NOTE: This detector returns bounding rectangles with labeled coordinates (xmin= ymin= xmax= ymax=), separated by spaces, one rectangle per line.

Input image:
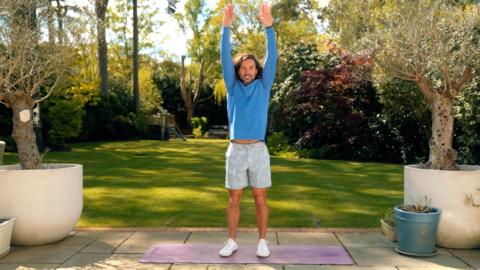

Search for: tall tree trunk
xmin=180 ymin=55 xmax=193 ymax=122
xmin=179 ymin=58 xmax=212 ymax=123
xmin=95 ymin=0 xmax=109 ymax=96
xmin=55 ymin=0 xmax=66 ymax=44
xmin=132 ymin=0 xmax=139 ymax=114
xmin=47 ymin=0 xmax=55 ymax=45
xmin=8 ymin=92 xmax=43 ymax=169
xmin=191 ymin=59 xmax=205 ymax=116
xmin=426 ymin=94 xmax=457 ymax=170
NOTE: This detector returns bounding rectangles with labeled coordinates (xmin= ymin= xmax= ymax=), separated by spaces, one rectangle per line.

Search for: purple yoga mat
xmin=140 ymin=244 xmax=354 ymax=264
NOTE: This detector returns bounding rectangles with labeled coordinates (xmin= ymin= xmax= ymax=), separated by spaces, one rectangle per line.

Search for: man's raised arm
xmin=259 ymin=2 xmax=277 ymax=90
xmin=221 ymin=4 xmax=236 ymax=90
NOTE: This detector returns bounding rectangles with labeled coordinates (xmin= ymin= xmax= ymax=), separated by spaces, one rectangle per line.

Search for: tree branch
xmin=192 ymin=59 xmax=205 ymax=105
xmin=454 ymin=65 xmax=473 ymax=93
xmin=441 ymin=63 xmax=453 ymax=97
xmin=415 ymin=75 xmax=436 ymax=103
xmin=34 ymin=72 xmax=63 ymax=104
xmin=198 ymin=93 xmax=214 ymax=103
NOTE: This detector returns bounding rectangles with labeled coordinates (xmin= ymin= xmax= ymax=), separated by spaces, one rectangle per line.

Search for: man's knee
xmin=253 ymin=193 xmax=267 ymax=207
xmin=229 ymin=193 xmax=243 ymax=207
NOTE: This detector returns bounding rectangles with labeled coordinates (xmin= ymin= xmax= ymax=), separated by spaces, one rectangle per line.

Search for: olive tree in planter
xmin=0 ymin=0 xmax=83 ymax=245
xmin=324 ymin=1 xmax=480 ymax=248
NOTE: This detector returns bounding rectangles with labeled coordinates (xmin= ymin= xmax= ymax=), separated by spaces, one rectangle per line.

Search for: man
xmin=218 ymin=2 xmax=277 ymax=258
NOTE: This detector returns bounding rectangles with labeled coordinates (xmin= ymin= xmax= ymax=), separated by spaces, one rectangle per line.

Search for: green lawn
xmin=4 ymin=139 xmax=404 ymax=228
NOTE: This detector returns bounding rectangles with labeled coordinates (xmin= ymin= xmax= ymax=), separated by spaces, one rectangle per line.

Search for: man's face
xmin=239 ymin=58 xmax=258 ymax=84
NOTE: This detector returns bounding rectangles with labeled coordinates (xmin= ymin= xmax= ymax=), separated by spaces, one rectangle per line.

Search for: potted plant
xmin=0 ymin=217 xmax=15 ymax=257
xmin=324 ymin=1 xmax=480 ymax=248
xmin=386 ymin=3 xmax=480 ymax=249
xmin=0 ymin=1 xmax=83 ymax=245
xmin=394 ymin=197 xmax=441 ymax=257
xmin=380 ymin=207 xmax=396 ymax=242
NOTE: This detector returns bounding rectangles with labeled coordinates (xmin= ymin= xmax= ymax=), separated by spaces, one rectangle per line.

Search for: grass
xmin=3 ymin=139 xmax=404 ymax=228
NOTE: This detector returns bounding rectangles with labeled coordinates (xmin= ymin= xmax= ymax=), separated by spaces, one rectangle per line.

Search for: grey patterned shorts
xmin=225 ymin=141 xmax=271 ymax=189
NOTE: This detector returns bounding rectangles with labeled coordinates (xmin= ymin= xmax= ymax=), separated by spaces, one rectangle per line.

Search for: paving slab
xmin=170 ymin=263 xmax=209 ymax=270
xmin=208 ymin=264 xmax=283 ymax=270
xmin=187 ymin=232 xmax=277 ymax=245
xmin=344 ymin=246 xmax=470 ymax=268
xmin=244 ymin=265 xmax=284 ymax=270
xmin=80 ymin=232 xmax=132 ymax=254
xmin=0 ymin=264 xmax=59 ymax=270
xmin=60 ymin=232 xmax=102 ymax=246
xmin=277 ymin=232 xmax=340 ymax=245
xmin=57 ymin=254 xmax=170 ymax=269
xmin=398 ymin=266 xmax=474 ymax=270
xmin=336 ymin=233 xmax=395 ymax=249
xmin=114 ymin=231 xmax=189 ymax=254
xmin=447 ymin=248 xmax=480 ymax=269
xmin=285 ymin=266 xmax=396 ymax=270
xmin=337 ymin=232 xmax=471 ymax=268
xmin=0 ymin=243 xmax=85 ymax=264
xmin=207 ymin=264 xmax=247 ymax=270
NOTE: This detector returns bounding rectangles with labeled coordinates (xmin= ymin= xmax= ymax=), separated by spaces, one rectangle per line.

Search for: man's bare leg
xmin=252 ymin=187 xmax=268 ymax=239
xmin=227 ymin=188 xmax=243 ymax=240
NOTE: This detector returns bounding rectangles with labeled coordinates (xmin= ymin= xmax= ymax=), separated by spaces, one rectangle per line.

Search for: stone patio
xmin=0 ymin=229 xmax=478 ymax=270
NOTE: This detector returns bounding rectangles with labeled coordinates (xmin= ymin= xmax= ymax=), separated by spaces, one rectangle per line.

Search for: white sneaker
xmin=256 ymin=239 xmax=270 ymax=257
xmin=219 ymin=238 xmax=238 ymax=257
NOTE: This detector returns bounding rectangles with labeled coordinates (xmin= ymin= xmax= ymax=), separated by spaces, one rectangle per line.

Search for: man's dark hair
xmin=234 ymin=54 xmax=263 ymax=80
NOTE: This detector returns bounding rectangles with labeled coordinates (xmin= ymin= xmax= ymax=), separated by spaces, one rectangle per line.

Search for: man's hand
xmin=258 ymin=2 xmax=273 ymax=28
xmin=223 ymin=4 xmax=234 ymax=27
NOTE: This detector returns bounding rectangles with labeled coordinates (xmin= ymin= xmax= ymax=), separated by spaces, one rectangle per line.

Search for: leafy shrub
xmin=455 ymin=76 xmax=480 ymax=164
xmin=266 ymin=132 xmax=291 ymax=155
xmin=190 ymin=116 xmax=208 ymax=138
xmin=376 ymin=78 xmax=430 ymax=163
xmin=80 ymin=76 xmax=140 ymax=140
xmin=44 ymin=98 xmax=83 ymax=150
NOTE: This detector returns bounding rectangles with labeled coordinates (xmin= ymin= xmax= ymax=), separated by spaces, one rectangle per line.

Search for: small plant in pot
xmin=395 ymin=196 xmax=441 ymax=257
xmin=0 ymin=217 xmax=15 ymax=258
xmin=380 ymin=207 xmax=396 ymax=242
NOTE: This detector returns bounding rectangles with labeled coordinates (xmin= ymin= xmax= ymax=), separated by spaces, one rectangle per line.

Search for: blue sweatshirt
xmin=221 ymin=26 xmax=278 ymax=141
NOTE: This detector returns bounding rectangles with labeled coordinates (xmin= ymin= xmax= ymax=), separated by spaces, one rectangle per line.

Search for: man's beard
xmin=243 ymin=75 xmax=253 ymax=81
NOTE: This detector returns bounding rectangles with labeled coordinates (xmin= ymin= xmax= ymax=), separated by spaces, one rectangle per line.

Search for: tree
xmin=132 ymin=0 xmax=139 ymax=114
xmin=95 ymin=0 xmax=108 ymax=96
xmin=175 ymin=0 xmax=215 ymax=122
xmin=47 ymin=0 xmax=55 ymax=44
xmin=108 ymin=0 xmax=168 ymax=73
xmin=270 ymin=41 xmax=335 ymax=136
xmin=454 ymin=76 xmax=480 ymax=164
xmin=107 ymin=0 xmax=168 ymax=113
xmin=324 ymin=0 xmax=480 ymax=170
xmin=0 ymin=0 xmax=73 ymax=169
xmin=54 ymin=0 xmax=68 ymax=44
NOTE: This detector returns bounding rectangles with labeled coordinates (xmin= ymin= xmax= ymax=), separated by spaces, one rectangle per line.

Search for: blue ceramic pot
xmin=394 ymin=205 xmax=441 ymax=257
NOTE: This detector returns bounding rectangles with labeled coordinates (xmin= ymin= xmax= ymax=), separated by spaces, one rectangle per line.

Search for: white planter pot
xmin=0 ymin=164 xmax=83 ymax=246
xmin=0 ymin=217 xmax=15 ymax=257
xmin=404 ymin=165 xmax=480 ymax=248
xmin=380 ymin=218 xmax=397 ymax=242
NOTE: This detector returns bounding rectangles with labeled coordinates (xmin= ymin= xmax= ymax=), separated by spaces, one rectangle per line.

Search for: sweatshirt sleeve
xmin=220 ymin=27 xmax=236 ymax=91
xmin=261 ymin=27 xmax=278 ymax=91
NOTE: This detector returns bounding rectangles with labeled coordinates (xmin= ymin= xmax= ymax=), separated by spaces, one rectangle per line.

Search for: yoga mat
xmin=140 ymin=244 xmax=354 ymax=264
